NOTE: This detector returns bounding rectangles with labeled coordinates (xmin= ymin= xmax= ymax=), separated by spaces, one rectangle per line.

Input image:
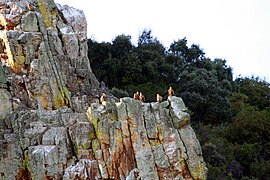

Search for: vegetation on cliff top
xmin=88 ymin=29 xmax=270 ymax=179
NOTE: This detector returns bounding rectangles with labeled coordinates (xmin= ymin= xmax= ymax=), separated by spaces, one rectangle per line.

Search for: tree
xmin=133 ymin=29 xmax=167 ymax=100
xmin=234 ymin=77 xmax=270 ymax=110
xmin=111 ymin=34 xmax=133 ymax=59
xmin=169 ymin=38 xmax=205 ymax=64
xmin=212 ymin=59 xmax=233 ymax=82
xmin=87 ymin=39 xmax=112 ymax=84
xmin=227 ymin=105 xmax=270 ymax=145
xmin=176 ymin=68 xmax=232 ymax=124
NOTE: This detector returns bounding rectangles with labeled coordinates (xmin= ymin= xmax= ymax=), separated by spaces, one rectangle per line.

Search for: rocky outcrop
xmin=87 ymin=96 xmax=207 ymax=179
xmin=0 ymin=97 xmax=207 ymax=179
xmin=0 ymin=0 xmax=100 ymax=115
xmin=0 ymin=109 xmax=93 ymax=179
xmin=0 ymin=0 xmax=207 ymax=179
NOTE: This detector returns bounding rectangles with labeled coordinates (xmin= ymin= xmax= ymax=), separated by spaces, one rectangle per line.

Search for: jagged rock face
xmin=0 ymin=0 xmax=207 ymax=179
xmin=0 ymin=0 xmax=99 ymax=115
xmin=0 ymin=109 xmax=94 ymax=179
xmin=87 ymin=97 xmax=207 ymax=179
xmin=0 ymin=97 xmax=207 ymax=179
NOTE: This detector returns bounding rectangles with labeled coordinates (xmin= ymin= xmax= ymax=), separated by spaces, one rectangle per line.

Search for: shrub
xmin=110 ymin=87 xmax=129 ymax=98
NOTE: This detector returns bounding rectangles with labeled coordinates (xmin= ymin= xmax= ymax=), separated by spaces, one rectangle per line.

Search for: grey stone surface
xmin=63 ymin=159 xmax=101 ymax=180
xmin=0 ymin=89 xmax=12 ymax=119
xmin=21 ymin=11 xmax=39 ymax=32
xmin=87 ymin=97 xmax=207 ymax=179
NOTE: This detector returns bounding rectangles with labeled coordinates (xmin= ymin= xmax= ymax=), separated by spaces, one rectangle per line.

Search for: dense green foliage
xmin=88 ymin=30 xmax=270 ymax=179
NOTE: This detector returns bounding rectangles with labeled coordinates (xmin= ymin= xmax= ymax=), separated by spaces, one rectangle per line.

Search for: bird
xmin=157 ymin=94 xmax=163 ymax=103
xmin=139 ymin=92 xmax=145 ymax=102
xmin=100 ymin=93 xmax=107 ymax=104
xmin=133 ymin=91 xmax=139 ymax=100
xmin=168 ymin=86 xmax=174 ymax=97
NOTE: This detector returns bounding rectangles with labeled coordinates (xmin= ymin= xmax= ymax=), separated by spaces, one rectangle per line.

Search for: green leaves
xmin=227 ymin=105 xmax=270 ymax=145
xmin=234 ymin=77 xmax=270 ymax=110
xmin=176 ymin=68 xmax=232 ymax=124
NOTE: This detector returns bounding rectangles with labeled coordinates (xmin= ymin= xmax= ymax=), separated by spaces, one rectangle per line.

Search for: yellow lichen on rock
xmin=61 ymin=86 xmax=71 ymax=107
xmin=14 ymin=55 xmax=26 ymax=73
xmin=191 ymin=162 xmax=207 ymax=180
xmin=53 ymin=90 xmax=65 ymax=109
xmin=89 ymin=131 xmax=96 ymax=140
xmin=52 ymin=85 xmax=71 ymax=109
xmin=37 ymin=0 xmax=57 ymax=28
xmin=16 ymin=150 xmax=32 ymax=180
xmin=41 ymin=93 xmax=49 ymax=110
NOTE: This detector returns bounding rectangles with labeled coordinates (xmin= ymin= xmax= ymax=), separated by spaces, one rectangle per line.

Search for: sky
xmin=55 ymin=0 xmax=270 ymax=81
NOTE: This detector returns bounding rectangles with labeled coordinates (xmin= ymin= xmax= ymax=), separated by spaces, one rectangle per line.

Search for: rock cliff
xmin=0 ymin=0 xmax=100 ymax=115
xmin=0 ymin=0 xmax=207 ymax=179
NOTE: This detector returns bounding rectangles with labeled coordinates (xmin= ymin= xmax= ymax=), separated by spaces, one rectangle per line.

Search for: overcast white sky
xmin=55 ymin=0 xmax=270 ymax=81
